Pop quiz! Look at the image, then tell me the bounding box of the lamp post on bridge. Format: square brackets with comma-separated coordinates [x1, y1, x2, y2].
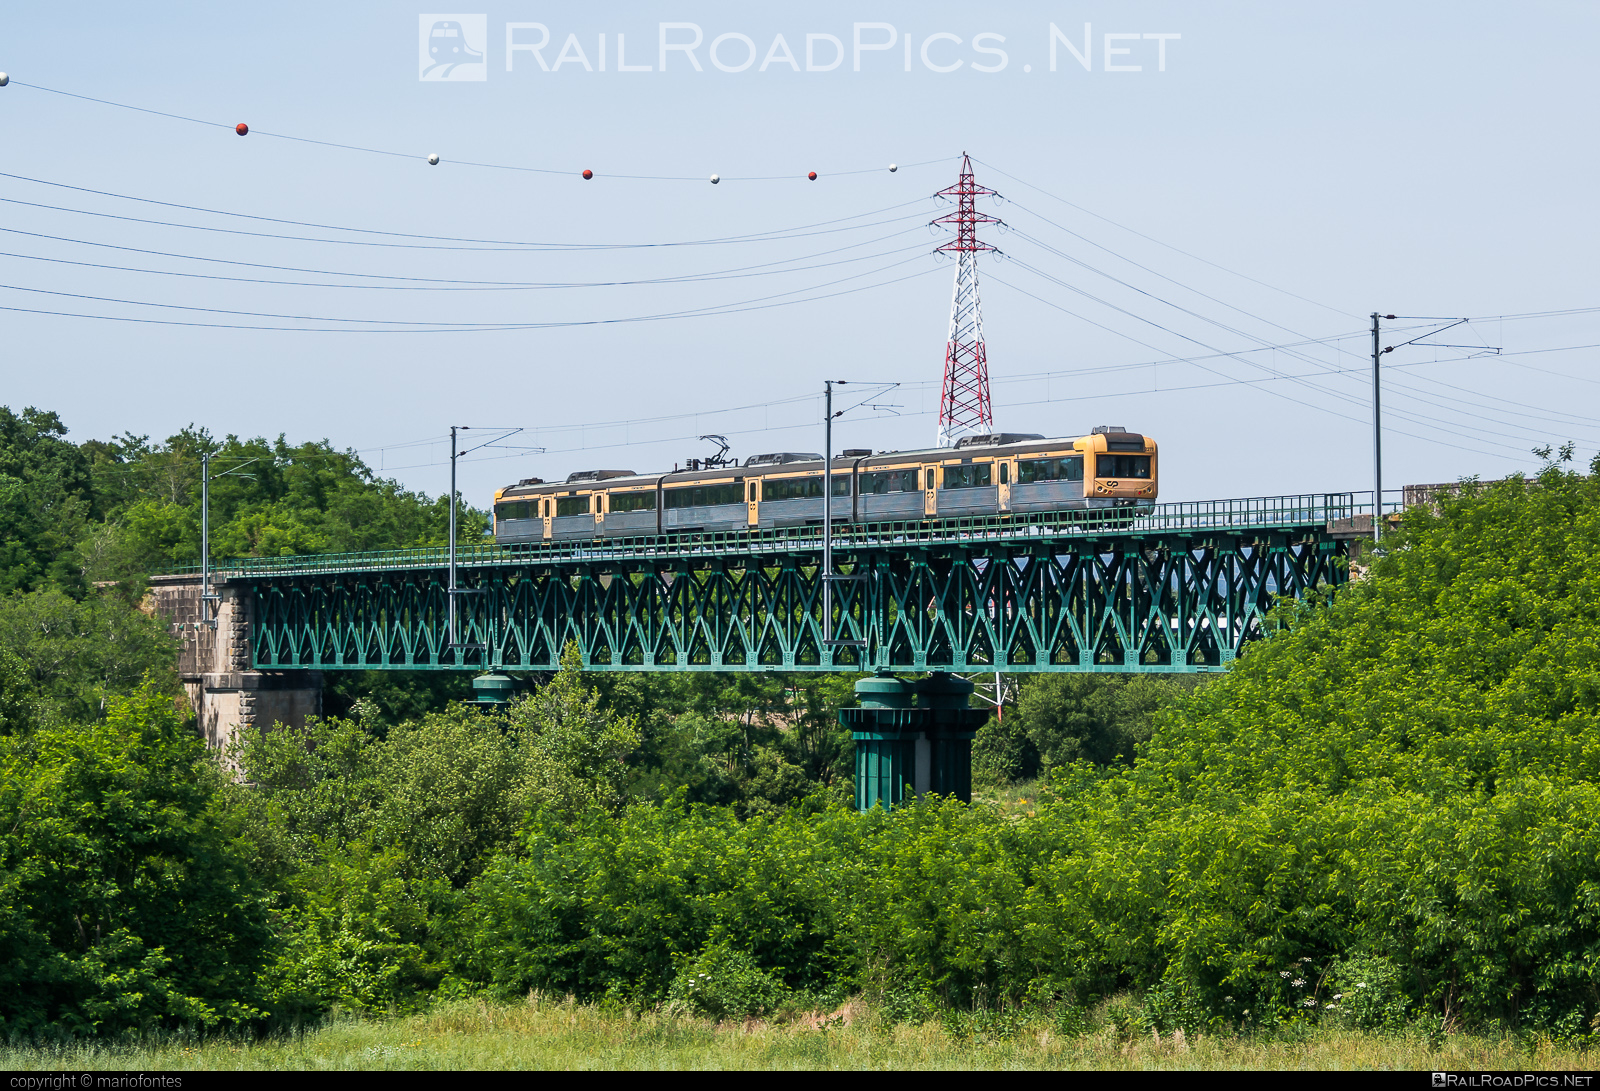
[199, 451, 256, 628]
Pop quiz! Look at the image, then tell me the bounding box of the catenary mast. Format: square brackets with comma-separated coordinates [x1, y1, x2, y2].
[933, 153, 1002, 447]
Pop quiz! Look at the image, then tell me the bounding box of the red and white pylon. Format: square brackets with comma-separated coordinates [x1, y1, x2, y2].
[933, 153, 1002, 447]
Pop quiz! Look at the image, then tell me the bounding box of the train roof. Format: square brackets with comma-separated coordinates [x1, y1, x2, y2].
[496, 431, 1153, 497]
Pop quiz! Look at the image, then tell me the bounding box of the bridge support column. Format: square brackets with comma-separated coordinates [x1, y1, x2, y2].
[146, 576, 324, 756]
[195, 670, 324, 754]
[841, 671, 986, 812]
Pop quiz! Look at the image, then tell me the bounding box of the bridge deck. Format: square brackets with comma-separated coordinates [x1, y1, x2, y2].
[152, 493, 1377, 676]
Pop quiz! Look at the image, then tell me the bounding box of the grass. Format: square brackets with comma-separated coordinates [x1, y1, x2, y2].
[5, 995, 1594, 1071]
[972, 777, 1045, 816]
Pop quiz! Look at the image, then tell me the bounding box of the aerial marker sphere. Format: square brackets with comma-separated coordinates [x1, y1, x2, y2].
[582, 169, 593, 180]
[0, 73, 9, 87]
[235, 122, 249, 136]
[427, 152, 440, 165]
[709, 173, 720, 184]
[888, 163, 898, 172]
[807, 171, 817, 181]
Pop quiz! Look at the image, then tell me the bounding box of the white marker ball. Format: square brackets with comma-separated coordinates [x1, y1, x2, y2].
[888, 163, 898, 172]
[0, 73, 9, 87]
[427, 152, 440, 165]
[709, 174, 720, 184]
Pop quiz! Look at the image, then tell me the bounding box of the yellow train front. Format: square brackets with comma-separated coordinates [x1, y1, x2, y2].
[492, 427, 1157, 543]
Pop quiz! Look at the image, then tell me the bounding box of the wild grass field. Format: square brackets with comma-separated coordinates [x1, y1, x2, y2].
[6, 996, 1594, 1072]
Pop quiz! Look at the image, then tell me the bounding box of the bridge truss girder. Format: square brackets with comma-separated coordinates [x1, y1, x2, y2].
[249, 531, 1345, 674]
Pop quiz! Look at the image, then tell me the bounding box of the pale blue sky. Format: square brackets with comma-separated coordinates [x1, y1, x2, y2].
[1, 2, 1596, 504]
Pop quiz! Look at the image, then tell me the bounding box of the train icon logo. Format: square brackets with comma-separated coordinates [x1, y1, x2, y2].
[419, 15, 486, 81]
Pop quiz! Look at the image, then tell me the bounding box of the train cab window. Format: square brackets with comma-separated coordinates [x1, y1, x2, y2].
[1017, 457, 1085, 484]
[609, 491, 656, 513]
[941, 462, 993, 490]
[1096, 455, 1152, 479]
[494, 500, 532, 521]
[556, 495, 589, 517]
[859, 469, 919, 494]
[761, 477, 824, 502]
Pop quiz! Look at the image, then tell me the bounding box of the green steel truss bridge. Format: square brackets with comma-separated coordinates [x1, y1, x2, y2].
[182, 493, 1373, 676]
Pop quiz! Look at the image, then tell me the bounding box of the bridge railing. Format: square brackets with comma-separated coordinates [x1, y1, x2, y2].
[160, 490, 1400, 580]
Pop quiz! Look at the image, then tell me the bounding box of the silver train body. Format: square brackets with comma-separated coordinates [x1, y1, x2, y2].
[492, 429, 1157, 544]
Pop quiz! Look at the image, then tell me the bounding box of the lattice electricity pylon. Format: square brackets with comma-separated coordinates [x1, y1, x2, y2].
[933, 153, 1002, 447]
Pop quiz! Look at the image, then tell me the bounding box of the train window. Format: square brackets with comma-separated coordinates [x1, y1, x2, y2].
[665, 483, 743, 508]
[609, 491, 656, 513]
[749, 483, 757, 503]
[832, 476, 851, 497]
[941, 462, 993, 490]
[495, 501, 532, 521]
[999, 462, 1009, 485]
[556, 496, 589, 517]
[542, 500, 551, 518]
[859, 469, 919, 494]
[1017, 457, 1085, 484]
[761, 477, 824, 502]
[1096, 455, 1152, 479]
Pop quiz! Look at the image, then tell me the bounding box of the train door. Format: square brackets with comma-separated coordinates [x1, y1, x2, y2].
[593, 492, 604, 532]
[997, 459, 1012, 512]
[922, 462, 940, 517]
[541, 498, 552, 540]
[746, 479, 760, 526]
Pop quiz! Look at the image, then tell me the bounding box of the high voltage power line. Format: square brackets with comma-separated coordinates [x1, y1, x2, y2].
[2, 76, 1597, 464]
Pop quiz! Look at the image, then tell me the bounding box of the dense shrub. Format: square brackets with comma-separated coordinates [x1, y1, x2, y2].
[0, 686, 271, 1035]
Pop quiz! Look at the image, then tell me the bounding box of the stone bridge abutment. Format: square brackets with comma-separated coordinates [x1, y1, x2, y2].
[146, 575, 322, 754]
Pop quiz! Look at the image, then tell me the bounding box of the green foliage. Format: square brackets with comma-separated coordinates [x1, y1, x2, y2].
[1327, 954, 1410, 1031]
[503, 646, 642, 820]
[0, 685, 271, 1035]
[258, 842, 454, 1020]
[0, 588, 178, 724]
[0, 408, 95, 597]
[666, 940, 788, 1019]
[592, 668, 856, 814]
[1011, 673, 1202, 770]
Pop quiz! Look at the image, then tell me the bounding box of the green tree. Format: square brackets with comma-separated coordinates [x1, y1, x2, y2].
[1011, 673, 1201, 770]
[0, 684, 271, 1035]
[0, 588, 178, 724]
[0, 407, 95, 596]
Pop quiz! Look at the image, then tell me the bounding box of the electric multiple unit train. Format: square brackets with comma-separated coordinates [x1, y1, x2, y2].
[492, 428, 1157, 544]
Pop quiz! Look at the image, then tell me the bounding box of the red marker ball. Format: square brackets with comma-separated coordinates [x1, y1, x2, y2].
[235, 123, 249, 136]
[582, 169, 593, 180]
[808, 171, 817, 181]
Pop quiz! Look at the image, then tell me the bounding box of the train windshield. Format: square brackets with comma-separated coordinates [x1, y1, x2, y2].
[1095, 455, 1152, 479]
